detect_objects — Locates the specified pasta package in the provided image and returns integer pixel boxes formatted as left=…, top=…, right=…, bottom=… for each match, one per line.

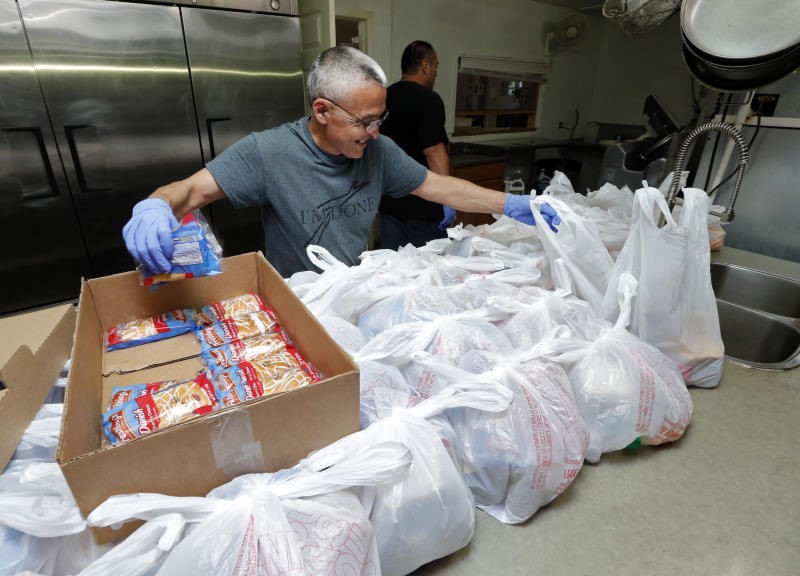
left=106, top=381, right=179, bottom=411
left=201, top=333, right=288, bottom=371
left=212, top=348, right=321, bottom=408
left=215, top=365, right=313, bottom=408
left=102, top=372, right=217, bottom=445
left=141, top=210, right=223, bottom=288
left=193, top=293, right=268, bottom=326
left=105, top=308, right=197, bottom=351
left=196, top=309, right=281, bottom=352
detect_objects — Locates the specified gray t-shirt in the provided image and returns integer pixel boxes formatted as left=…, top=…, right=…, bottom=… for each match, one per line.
left=207, top=118, right=428, bottom=277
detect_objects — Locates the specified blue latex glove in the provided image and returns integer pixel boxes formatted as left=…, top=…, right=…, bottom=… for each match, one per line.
left=503, top=195, right=561, bottom=232
left=438, top=205, right=458, bottom=231
left=122, top=198, right=179, bottom=273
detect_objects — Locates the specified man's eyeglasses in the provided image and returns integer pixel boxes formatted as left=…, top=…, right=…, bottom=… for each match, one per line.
left=323, top=97, right=389, bottom=132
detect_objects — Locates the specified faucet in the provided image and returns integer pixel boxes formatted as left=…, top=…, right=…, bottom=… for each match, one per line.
left=665, top=121, right=750, bottom=223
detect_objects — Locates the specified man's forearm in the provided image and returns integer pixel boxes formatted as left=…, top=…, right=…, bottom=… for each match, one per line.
left=414, top=171, right=506, bottom=214
left=424, top=143, right=451, bottom=177
left=150, top=168, right=225, bottom=220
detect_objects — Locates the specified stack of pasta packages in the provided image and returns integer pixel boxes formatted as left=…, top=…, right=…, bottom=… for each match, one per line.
left=101, top=293, right=320, bottom=445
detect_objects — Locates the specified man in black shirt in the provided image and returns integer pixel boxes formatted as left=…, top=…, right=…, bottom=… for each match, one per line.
left=379, top=40, right=455, bottom=250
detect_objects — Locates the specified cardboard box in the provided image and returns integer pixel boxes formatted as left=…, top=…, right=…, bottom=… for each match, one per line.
left=0, top=304, right=76, bottom=472
left=57, top=253, right=360, bottom=543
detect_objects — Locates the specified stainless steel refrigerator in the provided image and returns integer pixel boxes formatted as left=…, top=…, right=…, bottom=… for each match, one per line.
left=0, top=0, right=304, bottom=314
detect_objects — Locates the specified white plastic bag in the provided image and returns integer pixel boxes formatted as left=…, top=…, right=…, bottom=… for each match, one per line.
left=600, top=186, right=724, bottom=387
left=531, top=195, right=615, bottom=312
left=0, top=528, right=111, bottom=576
left=304, top=383, right=512, bottom=576
left=357, top=359, right=417, bottom=428
left=77, top=514, right=185, bottom=576
left=317, top=315, right=367, bottom=354
left=356, top=308, right=512, bottom=401
left=9, top=404, right=63, bottom=464
left=491, top=286, right=600, bottom=346
left=90, top=442, right=412, bottom=576
left=564, top=274, right=694, bottom=462
left=415, top=349, right=589, bottom=524
left=0, top=462, right=85, bottom=537
left=358, top=284, right=457, bottom=338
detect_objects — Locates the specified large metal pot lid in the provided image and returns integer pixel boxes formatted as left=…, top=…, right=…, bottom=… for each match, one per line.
left=682, top=0, right=800, bottom=61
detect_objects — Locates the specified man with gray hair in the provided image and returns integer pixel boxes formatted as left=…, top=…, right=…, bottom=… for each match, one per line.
left=123, top=46, right=559, bottom=278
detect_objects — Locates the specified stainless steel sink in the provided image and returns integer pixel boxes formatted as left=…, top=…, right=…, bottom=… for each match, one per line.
left=711, top=262, right=800, bottom=317
left=711, top=262, right=800, bottom=370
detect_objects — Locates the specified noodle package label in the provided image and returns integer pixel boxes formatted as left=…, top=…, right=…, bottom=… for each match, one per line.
left=201, top=333, right=288, bottom=371
left=107, top=381, right=177, bottom=411
left=197, top=309, right=281, bottom=352
left=212, top=348, right=321, bottom=407
left=105, top=308, right=197, bottom=351
left=193, top=293, right=268, bottom=326
left=102, top=373, right=217, bottom=445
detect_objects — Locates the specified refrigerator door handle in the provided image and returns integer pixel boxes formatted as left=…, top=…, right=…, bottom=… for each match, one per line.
left=2, top=126, right=60, bottom=200
left=64, top=123, right=112, bottom=193
left=206, top=116, right=231, bottom=159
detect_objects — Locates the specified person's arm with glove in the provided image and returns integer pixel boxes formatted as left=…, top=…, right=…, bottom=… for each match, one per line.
left=411, top=170, right=560, bottom=232
left=503, top=194, right=560, bottom=232
left=123, top=168, right=226, bottom=273
left=421, top=142, right=458, bottom=231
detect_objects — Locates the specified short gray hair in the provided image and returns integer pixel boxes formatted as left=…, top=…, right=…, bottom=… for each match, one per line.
left=307, top=46, right=387, bottom=103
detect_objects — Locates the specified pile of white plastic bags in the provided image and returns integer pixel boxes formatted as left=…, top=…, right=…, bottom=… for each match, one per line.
left=0, top=172, right=724, bottom=575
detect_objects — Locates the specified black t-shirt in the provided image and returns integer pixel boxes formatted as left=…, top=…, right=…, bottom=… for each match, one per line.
left=379, top=81, right=449, bottom=221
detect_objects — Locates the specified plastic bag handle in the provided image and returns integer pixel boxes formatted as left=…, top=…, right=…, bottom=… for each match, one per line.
left=306, top=244, right=346, bottom=272
left=634, top=185, right=677, bottom=228
left=354, top=321, right=436, bottom=364
left=88, top=494, right=220, bottom=528
left=78, top=514, right=186, bottom=576
left=409, top=351, right=514, bottom=418
left=279, top=441, right=412, bottom=499
left=612, top=273, right=638, bottom=331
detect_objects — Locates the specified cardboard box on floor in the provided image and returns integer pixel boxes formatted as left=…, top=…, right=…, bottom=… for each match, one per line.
left=0, top=304, right=76, bottom=472
left=57, top=252, right=360, bottom=544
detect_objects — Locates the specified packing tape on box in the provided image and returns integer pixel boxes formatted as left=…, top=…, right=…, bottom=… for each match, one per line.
left=208, top=408, right=265, bottom=477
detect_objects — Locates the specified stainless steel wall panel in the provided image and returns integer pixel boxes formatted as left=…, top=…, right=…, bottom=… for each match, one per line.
left=0, top=0, right=91, bottom=314
left=19, top=0, right=204, bottom=277
left=1, top=0, right=305, bottom=313
left=169, top=0, right=298, bottom=16
left=182, top=7, right=304, bottom=256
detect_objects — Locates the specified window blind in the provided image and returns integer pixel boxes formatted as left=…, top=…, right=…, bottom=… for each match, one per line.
left=458, top=56, right=549, bottom=82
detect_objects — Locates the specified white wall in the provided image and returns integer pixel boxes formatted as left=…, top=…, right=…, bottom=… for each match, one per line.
left=335, top=0, right=393, bottom=76
left=589, top=17, right=699, bottom=129
left=388, top=0, right=600, bottom=140
left=336, top=0, right=699, bottom=142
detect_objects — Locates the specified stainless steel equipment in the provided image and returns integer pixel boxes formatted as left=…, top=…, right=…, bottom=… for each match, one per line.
left=183, top=7, right=304, bottom=256
left=0, top=0, right=304, bottom=315
left=711, top=262, right=800, bottom=370
left=681, top=0, right=800, bottom=90
left=665, top=122, right=749, bottom=222
left=597, top=96, right=679, bottom=189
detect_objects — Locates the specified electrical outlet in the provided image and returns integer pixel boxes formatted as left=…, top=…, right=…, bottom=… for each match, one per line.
left=751, top=93, right=779, bottom=117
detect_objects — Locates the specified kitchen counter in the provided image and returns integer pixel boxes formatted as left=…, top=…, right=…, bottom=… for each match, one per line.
left=450, top=152, right=507, bottom=169
left=452, top=139, right=610, bottom=195
left=454, top=137, right=608, bottom=155
left=416, top=247, right=800, bottom=576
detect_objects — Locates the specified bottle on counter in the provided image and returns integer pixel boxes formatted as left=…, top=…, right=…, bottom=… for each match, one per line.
left=534, top=169, right=551, bottom=194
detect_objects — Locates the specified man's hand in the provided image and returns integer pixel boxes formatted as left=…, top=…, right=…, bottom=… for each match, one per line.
left=503, top=195, right=561, bottom=232
left=122, top=198, right=179, bottom=273
left=438, top=206, right=457, bottom=231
